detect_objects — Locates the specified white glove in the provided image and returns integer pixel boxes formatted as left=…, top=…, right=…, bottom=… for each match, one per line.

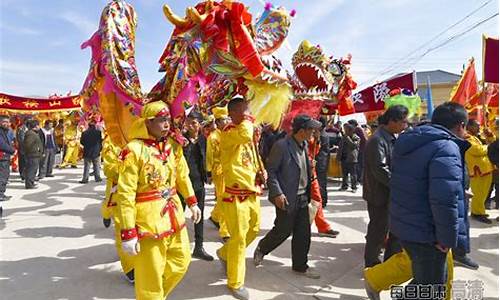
left=189, top=204, right=202, bottom=224
left=122, top=237, right=140, bottom=256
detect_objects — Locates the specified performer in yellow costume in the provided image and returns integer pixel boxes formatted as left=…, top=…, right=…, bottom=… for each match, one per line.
left=465, top=120, right=494, bottom=222
left=216, top=97, right=263, bottom=300
left=364, top=250, right=454, bottom=300
left=99, top=136, right=136, bottom=282
left=59, top=120, right=80, bottom=168
left=207, top=106, right=230, bottom=240
left=115, top=101, right=201, bottom=300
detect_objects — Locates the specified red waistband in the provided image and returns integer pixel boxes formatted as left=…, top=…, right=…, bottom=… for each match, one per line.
left=136, top=189, right=177, bottom=203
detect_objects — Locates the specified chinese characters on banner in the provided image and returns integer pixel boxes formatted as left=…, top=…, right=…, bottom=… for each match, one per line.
left=353, top=72, right=417, bottom=112
left=0, top=93, right=81, bottom=113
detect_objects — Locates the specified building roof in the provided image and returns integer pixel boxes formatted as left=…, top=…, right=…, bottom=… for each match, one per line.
left=389, top=70, right=461, bottom=85
left=415, top=70, right=461, bottom=85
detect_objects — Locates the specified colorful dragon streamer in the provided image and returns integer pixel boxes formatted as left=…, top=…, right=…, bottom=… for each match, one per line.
left=80, top=0, right=293, bottom=146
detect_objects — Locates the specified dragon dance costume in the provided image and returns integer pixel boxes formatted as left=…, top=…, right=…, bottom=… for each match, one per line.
left=59, top=122, right=80, bottom=168
left=206, top=106, right=230, bottom=239
left=115, top=101, right=197, bottom=300
left=100, top=136, right=135, bottom=277
left=217, top=116, right=261, bottom=290
left=466, top=134, right=494, bottom=216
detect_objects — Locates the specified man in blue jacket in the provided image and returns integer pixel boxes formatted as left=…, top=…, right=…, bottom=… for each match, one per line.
left=390, top=102, right=469, bottom=290
left=0, top=115, right=15, bottom=205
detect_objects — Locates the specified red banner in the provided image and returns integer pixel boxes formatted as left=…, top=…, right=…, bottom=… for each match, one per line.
left=353, top=72, right=416, bottom=112
left=0, top=93, right=81, bottom=113
left=483, top=36, right=499, bottom=84
left=450, top=59, right=478, bottom=106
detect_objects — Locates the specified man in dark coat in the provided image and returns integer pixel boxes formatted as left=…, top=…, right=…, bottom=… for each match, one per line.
left=316, top=117, right=331, bottom=208
left=363, top=105, right=408, bottom=267
left=253, top=115, right=321, bottom=279
left=182, top=111, right=213, bottom=261
left=16, top=118, right=29, bottom=180
left=79, top=121, right=102, bottom=183
left=390, top=102, right=469, bottom=289
left=39, top=120, right=58, bottom=178
left=337, top=123, right=360, bottom=192
left=23, top=120, right=43, bottom=189
left=0, top=115, right=15, bottom=201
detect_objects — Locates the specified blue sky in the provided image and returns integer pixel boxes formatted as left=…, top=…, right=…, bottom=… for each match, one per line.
left=0, top=0, right=498, bottom=97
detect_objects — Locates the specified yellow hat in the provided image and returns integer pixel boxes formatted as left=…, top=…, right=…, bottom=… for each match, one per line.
left=212, top=106, right=228, bottom=119
left=128, top=101, right=170, bottom=141
left=141, top=101, right=170, bottom=119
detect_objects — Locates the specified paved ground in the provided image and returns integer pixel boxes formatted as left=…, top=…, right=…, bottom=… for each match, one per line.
left=0, top=167, right=498, bottom=300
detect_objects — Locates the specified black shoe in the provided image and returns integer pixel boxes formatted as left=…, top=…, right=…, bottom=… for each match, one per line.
left=79, top=180, right=88, bottom=184
left=25, top=186, right=36, bottom=190
left=125, top=270, right=134, bottom=283
left=71, top=165, right=78, bottom=168
left=192, top=247, right=214, bottom=261
left=253, top=246, right=264, bottom=266
left=95, top=178, right=103, bottom=183
left=45, top=174, right=55, bottom=178
left=209, top=216, right=220, bottom=229
left=471, top=214, right=492, bottom=224
left=318, top=229, right=339, bottom=238
left=0, top=206, right=2, bottom=218
left=453, top=255, right=479, bottom=270
left=103, top=218, right=111, bottom=228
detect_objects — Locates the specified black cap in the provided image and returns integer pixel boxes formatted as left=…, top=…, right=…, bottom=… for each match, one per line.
left=292, top=114, right=322, bottom=132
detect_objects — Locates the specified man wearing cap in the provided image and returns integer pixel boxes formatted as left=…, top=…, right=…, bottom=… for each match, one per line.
left=207, top=106, right=230, bottom=240
left=254, top=114, right=322, bottom=279
left=115, top=101, right=201, bottom=300
left=216, top=97, right=264, bottom=300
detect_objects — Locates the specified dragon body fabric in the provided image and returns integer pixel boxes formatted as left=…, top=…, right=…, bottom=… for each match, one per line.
left=80, top=0, right=293, bottom=146
left=282, top=40, right=357, bottom=130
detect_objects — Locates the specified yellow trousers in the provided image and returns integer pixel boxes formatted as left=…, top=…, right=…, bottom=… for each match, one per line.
left=470, top=174, right=493, bottom=215
left=60, top=145, right=79, bottom=167
left=210, top=175, right=230, bottom=238
left=218, top=194, right=260, bottom=289
left=134, top=228, right=191, bottom=300
left=364, top=250, right=454, bottom=300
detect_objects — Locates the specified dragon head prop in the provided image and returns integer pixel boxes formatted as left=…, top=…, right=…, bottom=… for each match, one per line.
left=288, top=40, right=356, bottom=115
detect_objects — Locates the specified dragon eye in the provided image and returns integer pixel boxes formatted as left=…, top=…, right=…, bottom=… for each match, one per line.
left=328, top=62, right=342, bottom=76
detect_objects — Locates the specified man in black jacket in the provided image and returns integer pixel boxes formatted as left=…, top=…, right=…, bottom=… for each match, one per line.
left=182, top=111, right=213, bottom=261
left=363, top=105, right=408, bottom=267
left=23, top=120, right=43, bottom=189
left=316, top=117, right=331, bottom=208
left=79, top=121, right=102, bottom=183
left=0, top=115, right=15, bottom=201
left=253, top=115, right=321, bottom=279
left=16, top=118, right=29, bottom=180
left=337, top=123, right=360, bottom=192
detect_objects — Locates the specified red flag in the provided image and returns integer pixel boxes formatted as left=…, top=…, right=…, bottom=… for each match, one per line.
left=483, top=36, right=499, bottom=84
left=450, top=59, right=478, bottom=105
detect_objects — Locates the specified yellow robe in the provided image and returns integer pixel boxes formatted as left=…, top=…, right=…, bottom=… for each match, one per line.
left=466, top=135, right=494, bottom=215
left=116, top=136, right=196, bottom=300
left=60, top=125, right=80, bottom=167
left=217, top=119, right=261, bottom=290
left=206, top=129, right=229, bottom=238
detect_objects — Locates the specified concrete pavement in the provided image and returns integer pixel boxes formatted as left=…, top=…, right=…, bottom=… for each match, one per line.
left=0, top=167, right=498, bottom=300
